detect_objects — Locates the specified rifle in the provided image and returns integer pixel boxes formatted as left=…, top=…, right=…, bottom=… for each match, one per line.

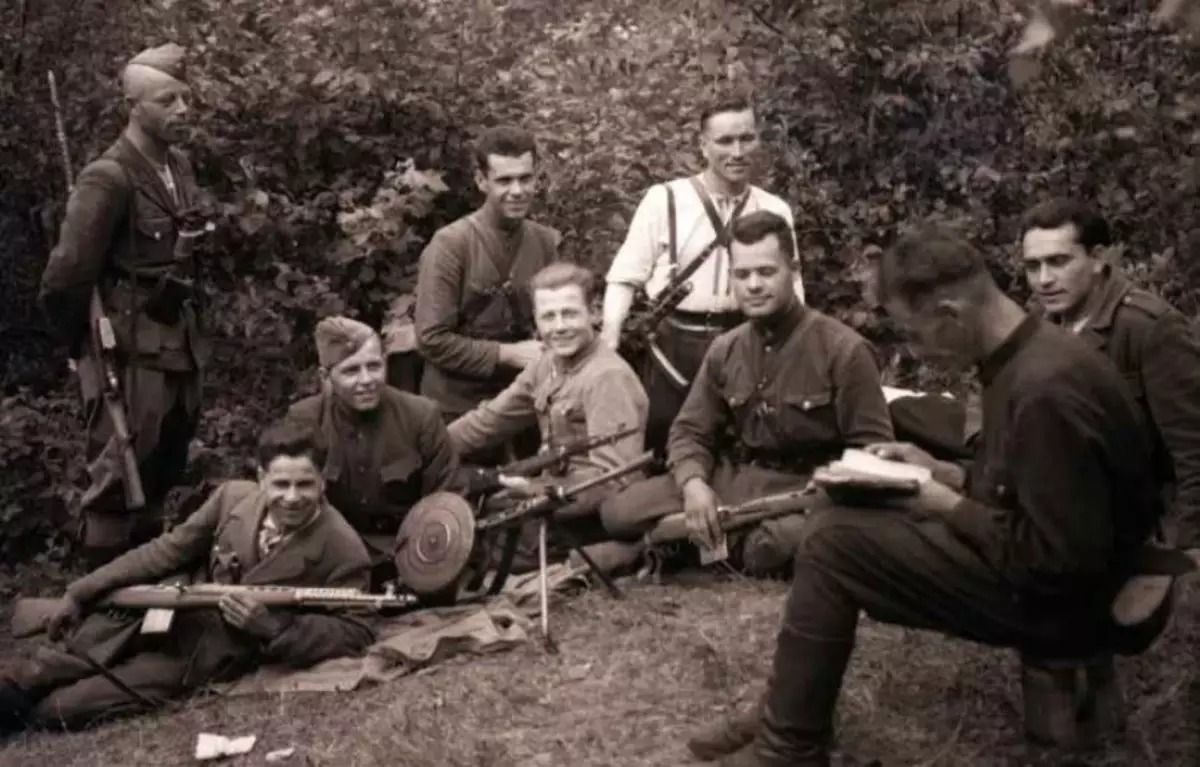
left=48, top=70, right=145, bottom=510
left=475, top=451, right=657, bottom=532
left=639, top=486, right=826, bottom=566
left=461, top=424, right=640, bottom=496
left=11, top=583, right=419, bottom=639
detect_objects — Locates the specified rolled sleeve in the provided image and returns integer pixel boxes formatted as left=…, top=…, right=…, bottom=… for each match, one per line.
left=606, top=184, right=668, bottom=287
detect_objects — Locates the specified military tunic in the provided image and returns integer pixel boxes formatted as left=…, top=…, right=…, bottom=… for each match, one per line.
left=413, top=209, right=561, bottom=419
left=751, top=316, right=1166, bottom=763
left=3, top=480, right=373, bottom=730
left=599, top=302, right=895, bottom=574
left=39, top=136, right=209, bottom=561
left=448, top=339, right=649, bottom=490
left=1051, top=267, right=1200, bottom=549
left=286, top=387, right=459, bottom=563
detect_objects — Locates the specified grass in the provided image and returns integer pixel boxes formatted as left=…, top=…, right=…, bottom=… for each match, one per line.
left=1, top=571, right=1197, bottom=767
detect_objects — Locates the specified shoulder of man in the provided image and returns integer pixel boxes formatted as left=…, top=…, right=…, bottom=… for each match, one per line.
left=75, top=150, right=132, bottom=192
left=381, top=386, right=444, bottom=423
left=805, top=309, right=877, bottom=360
left=286, top=394, right=323, bottom=422
left=1113, top=287, right=1179, bottom=331
left=212, top=479, right=259, bottom=512
left=523, top=218, right=563, bottom=245
left=426, top=216, right=474, bottom=251
left=587, top=344, right=643, bottom=382
left=748, top=185, right=793, bottom=217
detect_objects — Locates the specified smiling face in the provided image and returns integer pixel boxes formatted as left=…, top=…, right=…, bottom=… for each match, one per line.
left=325, top=336, right=387, bottom=412
left=259, top=453, right=324, bottom=532
left=1021, top=223, right=1101, bottom=319
left=730, top=233, right=793, bottom=319
left=700, top=109, right=760, bottom=188
left=533, top=284, right=596, bottom=360
left=476, top=152, right=537, bottom=224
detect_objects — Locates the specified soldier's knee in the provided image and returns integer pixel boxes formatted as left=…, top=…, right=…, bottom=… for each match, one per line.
left=598, top=476, right=675, bottom=538
left=793, top=508, right=868, bottom=565
left=741, top=515, right=809, bottom=576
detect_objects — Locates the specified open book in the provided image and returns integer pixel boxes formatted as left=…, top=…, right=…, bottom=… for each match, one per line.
left=812, top=448, right=928, bottom=504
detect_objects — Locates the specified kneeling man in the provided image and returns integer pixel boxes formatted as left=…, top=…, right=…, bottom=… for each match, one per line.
left=0, top=420, right=375, bottom=733
left=287, top=317, right=459, bottom=583
left=707, top=226, right=1167, bottom=765
left=599, top=211, right=894, bottom=575
left=448, top=262, right=649, bottom=544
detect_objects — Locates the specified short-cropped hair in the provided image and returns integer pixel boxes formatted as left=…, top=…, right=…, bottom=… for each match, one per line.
left=1021, top=197, right=1112, bottom=253
left=730, top=210, right=796, bottom=266
left=256, top=419, right=326, bottom=470
left=876, top=225, right=989, bottom=309
left=529, top=261, right=599, bottom=305
left=699, top=97, right=756, bottom=132
left=474, top=125, right=538, bottom=174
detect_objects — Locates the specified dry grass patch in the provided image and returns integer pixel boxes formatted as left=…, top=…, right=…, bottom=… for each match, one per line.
left=1, top=573, right=1197, bottom=767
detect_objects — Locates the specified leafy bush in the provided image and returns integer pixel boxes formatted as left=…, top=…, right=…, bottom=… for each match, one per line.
left=1, top=0, right=1197, bottom=562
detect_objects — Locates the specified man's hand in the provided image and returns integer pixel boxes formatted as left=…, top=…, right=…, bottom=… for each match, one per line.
left=46, top=595, right=83, bottom=641
left=498, top=340, right=544, bottom=369
left=495, top=474, right=552, bottom=500
left=682, top=478, right=721, bottom=548
left=865, top=441, right=965, bottom=488
left=219, top=593, right=283, bottom=641
left=891, top=477, right=964, bottom=516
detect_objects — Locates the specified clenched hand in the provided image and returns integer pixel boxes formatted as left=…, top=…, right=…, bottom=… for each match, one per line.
left=219, top=593, right=283, bottom=641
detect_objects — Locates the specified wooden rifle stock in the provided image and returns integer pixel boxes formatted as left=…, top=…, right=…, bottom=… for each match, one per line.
left=49, top=70, right=146, bottom=510
left=641, top=488, right=823, bottom=548
left=11, top=584, right=419, bottom=639
left=464, top=424, right=640, bottom=496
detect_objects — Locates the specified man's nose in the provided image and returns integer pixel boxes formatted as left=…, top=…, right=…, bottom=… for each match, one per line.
left=1033, top=265, right=1055, bottom=288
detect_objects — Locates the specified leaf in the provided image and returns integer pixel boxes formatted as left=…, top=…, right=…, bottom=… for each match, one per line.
left=313, top=69, right=337, bottom=86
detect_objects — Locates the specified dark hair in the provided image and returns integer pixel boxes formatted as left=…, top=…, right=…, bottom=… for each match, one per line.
left=256, top=420, right=326, bottom=470
left=730, top=210, right=796, bottom=266
left=1021, top=198, right=1111, bottom=252
left=699, top=98, right=755, bottom=132
left=474, top=125, right=538, bottom=174
left=529, top=261, right=599, bottom=305
left=876, top=225, right=989, bottom=308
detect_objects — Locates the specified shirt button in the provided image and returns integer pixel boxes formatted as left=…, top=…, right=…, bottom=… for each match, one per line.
left=802, top=400, right=811, bottom=409
left=996, top=484, right=1007, bottom=496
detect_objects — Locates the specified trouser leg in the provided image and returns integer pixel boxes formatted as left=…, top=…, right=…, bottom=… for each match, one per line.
left=598, top=474, right=684, bottom=539
left=641, top=322, right=717, bottom=457
left=708, top=464, right=811, bottom=576
left=31, top=651, right=190, bottom=731
left=78, top=368, right=200, bottom=567
left=743, top=506, right=1108, bottom=763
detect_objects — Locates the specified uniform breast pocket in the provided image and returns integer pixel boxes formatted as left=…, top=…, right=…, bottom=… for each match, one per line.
left=136, top=213, right=176, bottom=262
left=547, top=401, right=588, bottom=450
left=778, top=390, right=838, bottom=443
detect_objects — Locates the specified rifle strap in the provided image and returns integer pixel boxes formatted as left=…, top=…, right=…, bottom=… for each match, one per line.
left=685, top=176, right=751, bottom=297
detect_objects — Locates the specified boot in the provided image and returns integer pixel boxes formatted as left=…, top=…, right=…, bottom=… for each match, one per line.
left=688, top=699, right=762, bottom=760
left=748, top=630, right=856, bottom=766
left=0, top=676, right=33, bottom=736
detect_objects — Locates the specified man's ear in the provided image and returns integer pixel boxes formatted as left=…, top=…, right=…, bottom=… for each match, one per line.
left=256, top=466, right=266, bottom=484
left=474, top=168, right=489, bottom=195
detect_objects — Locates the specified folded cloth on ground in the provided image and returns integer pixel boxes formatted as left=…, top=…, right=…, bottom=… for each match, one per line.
left=212, top=564, right=589, bottom=697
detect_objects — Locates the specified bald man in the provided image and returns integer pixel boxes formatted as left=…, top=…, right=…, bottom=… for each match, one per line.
left=40, top=43, right=211, bottom=568
left=285, top=317, right=460, bottom=588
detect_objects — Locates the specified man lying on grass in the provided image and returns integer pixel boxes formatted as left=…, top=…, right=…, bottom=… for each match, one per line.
left=693, top=225, right=1173, bottom=766
left=0, top=420, right=375, bottom=735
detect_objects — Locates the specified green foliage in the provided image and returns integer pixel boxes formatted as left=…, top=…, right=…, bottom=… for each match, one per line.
left=1, top=0, right=1198, bottom=561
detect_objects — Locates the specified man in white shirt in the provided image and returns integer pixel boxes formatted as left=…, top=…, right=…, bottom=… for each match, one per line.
left=600, top=98, right=806, bottom=454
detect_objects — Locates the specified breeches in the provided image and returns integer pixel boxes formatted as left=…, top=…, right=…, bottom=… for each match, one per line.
left=81, top=365, right=202, bottom=554
left=598, top=463, right=812, bottom=575
left=783, top=505, right=1110, bottom=657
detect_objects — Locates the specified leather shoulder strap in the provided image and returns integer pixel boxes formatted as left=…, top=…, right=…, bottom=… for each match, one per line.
left=666, top=183, right=677, bottom=266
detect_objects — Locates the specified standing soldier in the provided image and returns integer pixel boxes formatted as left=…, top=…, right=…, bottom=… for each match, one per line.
left=39, top=43, right=209, bottom=568
left=600, top=98, right=807, bottom=454
left=413, top=125, right=559, bottom=463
